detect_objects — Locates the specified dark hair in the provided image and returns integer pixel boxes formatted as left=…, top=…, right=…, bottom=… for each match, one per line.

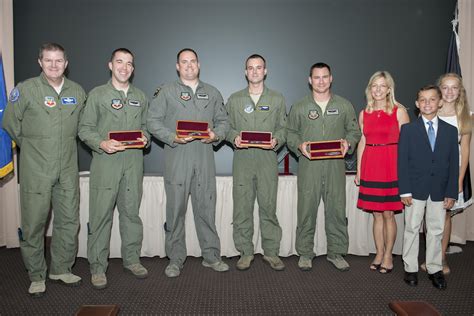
left=177, top=48, right=198, bottom=62
left=309, top=62, right=331, bottom=76
left=110, top=48, right=134, bottom=64
left=417, top=85, right=441, bottom=99
left=39, top=42, right=67, bottom=61
left=245, top=54, right=266, bottom=68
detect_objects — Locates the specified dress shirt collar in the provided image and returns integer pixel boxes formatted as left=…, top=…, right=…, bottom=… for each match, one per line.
left=421, top=115, right=439, bottom=133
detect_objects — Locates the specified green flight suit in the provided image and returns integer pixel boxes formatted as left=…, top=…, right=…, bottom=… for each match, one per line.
left=78, top=81, right=149, bottom=274
left=3, top=73, right=86, bottom=282
left=147, top=79, right=228, bottom=267
left=226, top=86, right=287, bottom=256
left=286, top=94, right=361, bottom=258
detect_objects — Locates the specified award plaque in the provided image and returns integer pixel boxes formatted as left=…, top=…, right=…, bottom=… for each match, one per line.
left=108, top=130, right=145, bottom=148
left=176, top=120, right=210, bottom=139
left=240, top=131, right=272, bottom=148
left=308, top=140, right=344, bottom=159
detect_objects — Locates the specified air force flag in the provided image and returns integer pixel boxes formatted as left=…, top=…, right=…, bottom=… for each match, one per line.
left=0, top=55, right=13, bottom=178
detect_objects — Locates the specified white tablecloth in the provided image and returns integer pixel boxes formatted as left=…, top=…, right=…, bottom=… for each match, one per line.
left=75, top=175, right=405, bottom=258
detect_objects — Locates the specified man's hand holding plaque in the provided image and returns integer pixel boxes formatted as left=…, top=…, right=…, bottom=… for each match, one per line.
left=298, top=141, right=311, bottom=159
left=100, top=139, right=126, bottom=154
left=200, top=128, right=220, bottom=144
left=105, top=130, right=146, bottom=154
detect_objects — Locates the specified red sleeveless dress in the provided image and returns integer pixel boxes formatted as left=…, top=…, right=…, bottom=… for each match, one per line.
left=357, top=107, right=403, bottom=212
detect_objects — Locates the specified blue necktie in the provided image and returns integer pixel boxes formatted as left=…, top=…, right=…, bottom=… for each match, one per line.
left=427, top=121, right=435, bottom=151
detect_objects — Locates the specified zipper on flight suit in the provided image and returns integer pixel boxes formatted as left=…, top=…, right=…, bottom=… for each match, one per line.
left=55, top=87, right=63, bottom=181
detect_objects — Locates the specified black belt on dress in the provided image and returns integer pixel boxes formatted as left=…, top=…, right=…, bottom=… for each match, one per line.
left=366, top=143, right=398, bottom=146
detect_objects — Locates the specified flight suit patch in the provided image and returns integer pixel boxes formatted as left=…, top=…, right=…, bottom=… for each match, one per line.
left=196, top=93, right=208, bottom=100
left=9, top=87, right=20, bottom=102
left=180, top=92, right=191, bottom=101
left=44, top=96, right=56, bottom=107
left=244, top=105, right=254, bottom=113
left=308, top=110, right=319, bottom=120
left=327, top=109, right=339, bottom=115
left=61, top=97, right=77, bottom=105
left=128, top=100, right=141, bottom=107
left=258, top=105, right=270, bottom=111
left=111, top=99, right=123, bottom=110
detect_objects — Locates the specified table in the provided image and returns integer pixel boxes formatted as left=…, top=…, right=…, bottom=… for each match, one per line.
left=74, top=175, right=405, bottom=258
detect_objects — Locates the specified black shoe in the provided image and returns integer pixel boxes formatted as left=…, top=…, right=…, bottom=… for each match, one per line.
left=428, top=271, right=447, bottom=290
left=404, top=272, right=418, bottom=286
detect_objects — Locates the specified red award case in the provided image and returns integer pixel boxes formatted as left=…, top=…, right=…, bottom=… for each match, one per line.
left=240, top=131, right=272, bottom=148
left=108, top=130, right=145, bottom=149
left=308, top=140, right=343, bottom=159
left=176, top=120, right=210, bottom=139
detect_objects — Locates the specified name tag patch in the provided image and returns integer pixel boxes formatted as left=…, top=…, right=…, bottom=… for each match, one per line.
left=258, top=105, right=270, bottom=111
left=128, top=100, right=141, bottom=107
left=61, top=97, right=77, bottom=105
left=196, top=93, right=209, bottom=100
left=326, top=109, right=339, bottom=115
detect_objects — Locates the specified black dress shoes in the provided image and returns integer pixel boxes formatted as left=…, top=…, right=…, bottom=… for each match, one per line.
left=404, top=272, right=418, bottom=286
left=429, top=271, right=447, bottom=290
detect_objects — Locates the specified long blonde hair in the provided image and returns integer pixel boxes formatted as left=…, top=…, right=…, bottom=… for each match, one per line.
left=437, top=73, right=472, bottom=135
left=365, top=71, right=403, bottom=113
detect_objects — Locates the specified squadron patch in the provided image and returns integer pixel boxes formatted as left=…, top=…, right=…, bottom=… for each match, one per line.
left=111, top=99, right=123, bottom=110
left=128, top=100, right=141, bottom=107
left=61, top=97, right=77, bottom=105
left=308, top=110, right=319, bottom=120
left=326, top=109, right=339, bottom=115
left=180, top=92, right=191, bottom=101
left=258, top=105, right=270, bottom=111
left=244, top=105, right=254, bottom=114
left=196, top=93, right=209, bottom=100
left=44, top=96, right=56, bottom=107
left=9, top=87, right=20, bottom=103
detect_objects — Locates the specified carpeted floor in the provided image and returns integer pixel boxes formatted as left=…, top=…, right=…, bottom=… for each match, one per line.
left=1, top=239, right=473, bottom=315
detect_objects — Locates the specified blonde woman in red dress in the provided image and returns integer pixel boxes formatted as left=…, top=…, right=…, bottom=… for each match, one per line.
left=356, top=71, right=409, bottom=273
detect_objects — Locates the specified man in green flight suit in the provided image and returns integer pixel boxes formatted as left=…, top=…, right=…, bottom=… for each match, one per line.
left=226, top=54, right=287, bottom=271
left=3, top=43, right=86, bottom=296
left=287, top=62, right=361, bottom=271
left=78, top=48, right=150, bottom=289
left=147, top=48, right=229, bottom=278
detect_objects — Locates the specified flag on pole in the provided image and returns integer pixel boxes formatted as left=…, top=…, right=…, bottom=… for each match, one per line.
left=446, top=2, right=462, bottom=75
left=445, top=2, right=472, bottom=203
left=0, top=54, right=13, bottom=178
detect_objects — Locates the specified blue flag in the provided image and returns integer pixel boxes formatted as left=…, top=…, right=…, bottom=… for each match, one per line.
left=446, top=1, right=471, bottom=201
left=0, top=54, right=13, bottom=178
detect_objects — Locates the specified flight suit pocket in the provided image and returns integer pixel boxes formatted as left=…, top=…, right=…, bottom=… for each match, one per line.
left=126, top=105, right=143, bottom=129
left=324, top=110, right=344, bottom=134
left=195, top=98, right=210, bottom=110
left=257, top=108, right=277, bottom=131
left=21, top=174, right=52, bottom=194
